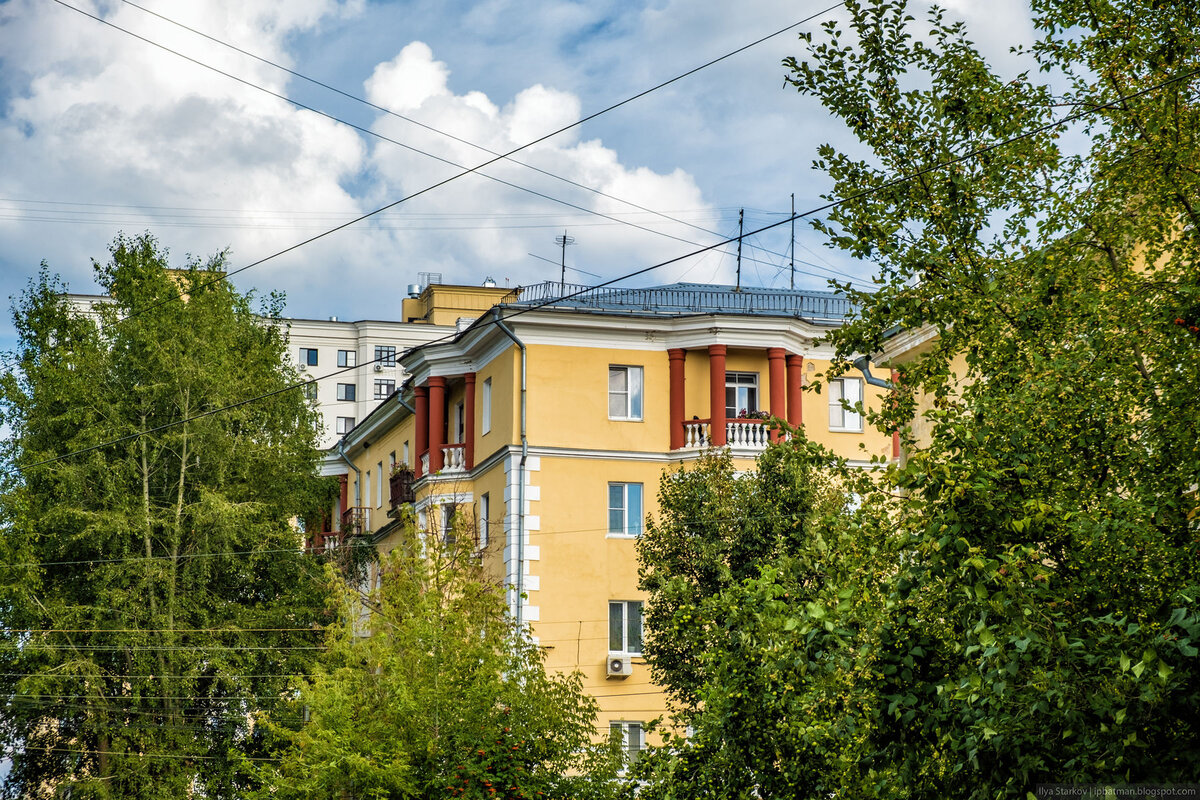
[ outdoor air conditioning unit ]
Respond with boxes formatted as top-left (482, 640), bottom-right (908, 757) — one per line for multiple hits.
top-left (298, 363), bottom-right (307, 372)
top-left (606, 653), bottom-right (634, 678)
top-left (374, 363), bottom-right (384, 372)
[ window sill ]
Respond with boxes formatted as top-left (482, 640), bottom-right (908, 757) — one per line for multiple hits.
top-left (606, 533), bottom-right (641, 540)
top-left (607, 417), bottom-right (644, 423)
top-left (828, 427), bottom-right (864, 434)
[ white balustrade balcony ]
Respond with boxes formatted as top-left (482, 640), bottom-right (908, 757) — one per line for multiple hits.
top-left (420, 452), bottom-right (430, 475)
top-left (726, 419), bottom-right (770, 448)
top-left (678, 417), bottom-right (772, 451)
top-left (442, 444), bottom-right (467, 473)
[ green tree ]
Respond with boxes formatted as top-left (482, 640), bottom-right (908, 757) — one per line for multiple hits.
top-left (260, 519), bottom-right (621, 800)
top-left (633, 1), bottom-right (1200, 796)
top-left (0, 234), bottom-right (333, 798)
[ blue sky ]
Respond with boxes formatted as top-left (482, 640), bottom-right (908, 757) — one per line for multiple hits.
top-left (0, 0), bottom-right (1036, 354)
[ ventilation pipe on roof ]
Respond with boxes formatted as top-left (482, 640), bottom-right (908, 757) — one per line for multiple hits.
top-left (492, 308), bottom-right (527, 628)
top-left (852, 355), bottom-right (894, 389)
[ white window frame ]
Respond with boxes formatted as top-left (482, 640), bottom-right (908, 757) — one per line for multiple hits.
top-left (299, 347), bottom-right (318, 366)
top-left (440, 503), bottom-right (458, 545)
top-left (376, 461), bottom-right (384, 508)
top-left (609, 600), bottom-right (643, 655)
top-left (481, 377), bottom-right (492, 435)
top-left (725, 371), bottom-right (760, 418)
top-left (336, 383), bottom-right (356, 402)
top-left (828, 377), bottom-right (863, 432)
top-left (479, 492), bottom-right (489, 549)
top-left (607, 482), bottom-right (643, 538)
top-left (374, 378), bottom-right (395, 399)
top-left (337, 349), bottom-right (356, 368)
top-left (453, 401), bottom-right (465, 444)
top-left (608, 365), bottom-right (643, 421)
top-left (402, 440), bottom-right (410, 466)
top-left (610, 721), bottom-right (645, 768)
top-left (303, 381), bottom-right (318, 401)
top-left (335, 416), bottom-right (355, 435)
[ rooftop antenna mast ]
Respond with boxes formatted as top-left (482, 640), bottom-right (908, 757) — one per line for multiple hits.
top-left (790, 193), bottom-right (795, 290)
top-left (735, 208), bottom-right (744, 291)
top-left (555, 231), bottom-right (575, 295)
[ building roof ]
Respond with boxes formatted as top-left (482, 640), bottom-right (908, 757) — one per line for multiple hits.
top-left (498, 281), bottom-right (854, 323)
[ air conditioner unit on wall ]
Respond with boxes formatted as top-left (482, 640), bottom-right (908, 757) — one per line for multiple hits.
top-left (374, 363), bottom-right (383, 372)
top-left (298, 363), bottom-right (307, 371)
top-left (606, 654), bottom-right (634, 678)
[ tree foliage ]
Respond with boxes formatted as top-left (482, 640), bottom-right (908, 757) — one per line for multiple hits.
top-left (633, 1), bottom-right (1200, 797)
top-left (260, 518), bottom-right (622, 800)
top-left (0, 234), bottom-right (333, 798)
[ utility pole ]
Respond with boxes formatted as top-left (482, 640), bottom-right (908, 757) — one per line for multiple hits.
top-left (555, 231), bottom-right (575, 295)
top-left (735, 208), bottom-right (744, 291)
top-left (790, 193), bottom-right (795, 290)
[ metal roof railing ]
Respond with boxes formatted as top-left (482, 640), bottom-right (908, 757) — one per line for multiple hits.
top-left (500, 281), bottom-right (854, 321)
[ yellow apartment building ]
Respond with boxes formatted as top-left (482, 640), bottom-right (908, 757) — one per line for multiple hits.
top-left (318, 280), bottom-right (893, 754)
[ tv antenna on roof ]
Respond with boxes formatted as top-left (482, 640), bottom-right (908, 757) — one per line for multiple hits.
top-left (555, 231), bottom-right (575, 294)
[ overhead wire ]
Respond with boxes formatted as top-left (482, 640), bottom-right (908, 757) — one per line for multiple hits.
top-left (114, 0), bottom-right (858, 285)
top-left (17, 60), bottom-right (1200, 472)
top-left (45, 0), bottom-right (858, 331)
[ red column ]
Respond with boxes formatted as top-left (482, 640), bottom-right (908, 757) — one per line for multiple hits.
top-left (767, 347), bottom-right (786, 442)
top-left (428, 376), bottom-right (446, 473)
top-left (668, 348), bottom-right (686, 450)
top-left (786, 354), bottom-right (804, 427)
top-left (708, 344), bottom-right (727, 446)
top-left (464, 372), bottom-right (476, 470)
top-left (414, 385), bottom-right (428, 478)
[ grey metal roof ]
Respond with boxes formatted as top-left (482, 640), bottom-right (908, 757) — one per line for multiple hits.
top-left (499, 281), bottom-right (855, 322)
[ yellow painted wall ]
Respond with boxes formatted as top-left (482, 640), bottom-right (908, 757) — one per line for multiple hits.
top-left (527, 455), bottom-right (674, 738)
top-left (475, 346), bottom-right (518, 463)
top-left (802, 358), bottom-right (893, 463)
top-left (524, 344), bottom-right (670, 452)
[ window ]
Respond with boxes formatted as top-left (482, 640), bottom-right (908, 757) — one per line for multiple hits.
top-left (482, 377), bottom-right (492, 435)
top-left (479, 493), bottom-right (490, 549)
top-left (402, 440), bottom-right (410, 466)
top-left (610, 722), bottom-right (644, 767)
top-left (336, 416), bottom-right (355, 435)
top-left (828, 377), bottom-right (863, 432)
top-left (303, 381), bottom-right (318, 401)
top-left (608, 366), bottom-right (643, 420)
top-left (337, 383), bottom-right (357, 402)
top-left (609, 601), bottom-right (643, 654)
top-left (337, 349), bottom-right (356, 368)
top-left (725, 372), bottom-right (760, 418)
top-left (364, 470), bottom-right (371, 513)
top-left (608, 483), bottom-right (643, 537)
top-left (453, 401), bottom-right (465, 444)
top-left (376, 461), bottom-right (383, 508)
top-left (375, 345), bottom-right (397, 367)
top-left (374, 378), bottom-right (395, 399)
top-left (299, 347), bottom-right (318, 366)
top-left (440, 503), bottom-right (458, 544)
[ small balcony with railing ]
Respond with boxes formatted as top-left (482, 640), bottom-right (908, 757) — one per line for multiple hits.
top-left (680, 414), bottom-right (773, 452)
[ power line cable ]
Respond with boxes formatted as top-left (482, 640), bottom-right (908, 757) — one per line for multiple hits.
top-left (115, 0), bottom-right (857, 284)
top-left (46, 0), bottom-right (857, 327)
top-left (18, 61), bottom-right (1198, 472)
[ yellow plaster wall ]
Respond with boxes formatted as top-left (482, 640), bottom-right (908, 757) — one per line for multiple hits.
top-left (474, 347), bottom-right (518, 464)
top-left (527, 456), bottom-right (674, 734)
top-left (800, 358), bottom-right (893, 463)
top-left (524, 344), bottom-right (670, 452)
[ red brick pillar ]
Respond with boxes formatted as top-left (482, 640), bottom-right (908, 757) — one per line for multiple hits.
top-left (708, 344), bottom-right (727, 446)
top-left (464, 372), bottom-right (476, 470)
top-left (668, 348), bottom-right (686, 450)
top-left (786, 354), bottom-right (804, 427)
top-left (414, 385), bottom-right (428, 478)
top-left (767, 347), bottom-right (786, 442)
top-left (428, 376), bottom-right (446, 473)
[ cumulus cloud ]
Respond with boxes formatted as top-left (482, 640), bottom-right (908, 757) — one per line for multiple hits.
top-left (360, 42), bottom-right (719, 289)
